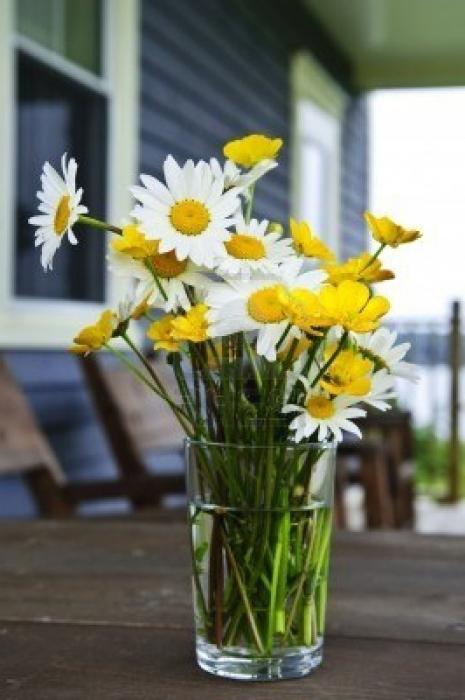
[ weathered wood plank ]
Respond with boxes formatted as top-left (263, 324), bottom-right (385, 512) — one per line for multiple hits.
top-left (1, 621), bottom-right (463, 700)
top-left (0, 524), bottom-right (464, 647)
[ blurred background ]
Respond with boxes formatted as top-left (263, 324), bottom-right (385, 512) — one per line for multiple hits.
top-left (0, 0), bottom-right (464, 530)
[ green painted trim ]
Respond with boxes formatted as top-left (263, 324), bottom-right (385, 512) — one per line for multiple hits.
top-left (356, 58), bottom-right (465, 89)
top-left (290, 51), bottom-right (348, 257)
top-left (292, 51), bottom-right (348, 118)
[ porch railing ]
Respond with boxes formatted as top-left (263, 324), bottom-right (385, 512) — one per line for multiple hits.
top-left (389, 300), bottom-right (463, 502)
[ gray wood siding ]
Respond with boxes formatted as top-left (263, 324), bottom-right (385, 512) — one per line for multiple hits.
top-left (1, 0), bottom-right (367, 517)
top-left (140, 0), bottom-right (356, 224)
top-left (340, 96), bottom-right (369, 259)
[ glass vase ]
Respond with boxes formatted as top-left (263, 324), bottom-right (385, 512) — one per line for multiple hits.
top-left (186, 439), bottom-right (336, 681)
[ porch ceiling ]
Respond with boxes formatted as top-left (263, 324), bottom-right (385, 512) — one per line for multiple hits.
top-left (306, 0), bottom-right (465, 89)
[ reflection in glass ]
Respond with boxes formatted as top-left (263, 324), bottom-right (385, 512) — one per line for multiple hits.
top-left (17, 0), bottom-right (102, 75)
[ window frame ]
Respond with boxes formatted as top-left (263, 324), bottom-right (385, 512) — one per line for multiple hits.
top-left (0, 0), bottom-right (139, 348)
top-left (291, 51), bottom-right (348, 259)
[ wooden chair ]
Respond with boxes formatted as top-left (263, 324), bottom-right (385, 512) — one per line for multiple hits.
top-left (362, 410), bottom-right (415, 527)
top-left (77, 353), bottom-right (186, 508)
top-left (338, 440), bottom-right (395, 529)
top-left (337, 410), bottom-right (415, 529)
top-left (0, 357), bottom-right (185, 517)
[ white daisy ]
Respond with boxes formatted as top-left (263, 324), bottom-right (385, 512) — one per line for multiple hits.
top-left (283, 376), bottom-right (366, 443)
top-left (29, 153), bottom-right (88, 270)
top-left (210, 157), bottom-right (278, 193)
top-left (214, 212), bottom-right (293, 280)
top-left (362, 369), bottom-right (397, 411)
top-left (115, 286), bottom-right (152, 324)
top-left (108, 245), bottom-right (210, 313)
top-left (207, 259), bottom-right (325, 362)
top-left (131, 156), bottom-right (242, 268)
top-left (356, 328), bottom-right (418, 382)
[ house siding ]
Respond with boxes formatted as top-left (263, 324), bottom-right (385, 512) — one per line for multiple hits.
top-left (139, 0), bottom-right (358, 224)
top-left (340, 95), bottom-right (369, 259)
top-left (1, 0), bottom-right (368, 517)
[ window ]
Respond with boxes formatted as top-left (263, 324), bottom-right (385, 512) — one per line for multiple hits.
top-left (295, 100), bottom-right (340, 250)
top-left (15, 0), bottom-right (107, 302)
top-left (0, 0), bottom-right (139, 347)
top-left (17, 0), bottom-right (102, 74)
top-left (291, 51), bottom-right (347, 257)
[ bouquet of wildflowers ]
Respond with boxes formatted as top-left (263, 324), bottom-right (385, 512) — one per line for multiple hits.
top-left (30, 135), bottom-right (420, 675)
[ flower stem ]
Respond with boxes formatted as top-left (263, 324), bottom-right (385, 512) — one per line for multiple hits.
top-left (361, 242), bottom-right (386, 271)
top-left (244, 335), bottom-right (262, 391)
top-left (244, 184), bottom-right (256, 224)
top-left (78, 215), bottom-right (122, 235)
top-left (111, 339), bottom-right (192, 435)
top-left (220, 526), bottom-right (265, 654)
top-left (144, 259), bottom-right (169, 302)
top-left (311, 331), bottom-right (348, 388)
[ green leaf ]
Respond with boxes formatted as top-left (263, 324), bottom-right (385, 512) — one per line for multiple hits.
top-left (195, 541), bottom-right (208, 564)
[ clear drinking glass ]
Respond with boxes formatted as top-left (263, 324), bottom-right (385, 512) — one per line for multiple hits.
top-left (186, 439), bottom-right (336, 681)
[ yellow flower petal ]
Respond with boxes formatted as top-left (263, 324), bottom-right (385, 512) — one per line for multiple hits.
top-left (71, 310), bottom-right (117, 354)
top-left (112, 224), bottom-right (158, 259)
top-left (337, 280), bottom-right (370, 315)
top-left (317, 281), bottom-right (389, 332)
top-left (320, 348), bottom-right (372, 396)
top-left (290, 218), bottom-right (335, 260)
top-left (170, 304), bottom-right (210, 343)
top-left (147, 315), bottom-right (180, 353)
top-left (364, 211), bottom-right (421, 248)
top-left (325, 251), bottom-right (394, 285)
top-left (223, 134), bottom-right (283, 168)
top-left (280, 287), bottom-right (331, 332)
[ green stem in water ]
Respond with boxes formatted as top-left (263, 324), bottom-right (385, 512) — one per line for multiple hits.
top-left (274, 509), bottom-right (290, 635)
top-left (78, 215), bottom-right (122, 235)
top-left (220, 527), bottom-right (265, 654)
top-left (266, 531), bottom-right (283, 652)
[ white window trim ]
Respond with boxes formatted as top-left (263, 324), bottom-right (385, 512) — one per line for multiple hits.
top-left (0, 0), bottom-right (139, 348)
top-left (291, 51), bottom-right (348, 259)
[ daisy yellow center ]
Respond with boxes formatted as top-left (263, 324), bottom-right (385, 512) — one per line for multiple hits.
top-left (225, 234), bottom-right (266, 260)
top-left (306, 396), bottom-right (335, 420)
top-left (54, 195), bottom-right (71, 236)
top-left (149, 250), bottom-right (188, 278)
top-left (247, 285), bottom-right (286, 324)
top-left (169, 199), bottom-right (210, 236)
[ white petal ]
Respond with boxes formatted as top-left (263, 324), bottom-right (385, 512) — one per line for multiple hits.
top-left (140, 173), bottom-right (174, 206)
top-left (164, 155), bottom-right (186, 200)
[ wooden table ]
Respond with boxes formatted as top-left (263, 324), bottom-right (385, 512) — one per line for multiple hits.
top-left (1, 521), bottom-right (464, 699)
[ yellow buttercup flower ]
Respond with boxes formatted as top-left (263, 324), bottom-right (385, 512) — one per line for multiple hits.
top-left (279, 288), bottom-right (329, 334)
top-left (290, 219), bottom-right (334, 261)
top-left (170, 304), bottom-right (210, 343)
top-left (147, 315), bottom-right (180, 353)
top-left (320, 347), bottom-right (373, 396)
top-left (223, 134), bottom-right (283, 168)
top-left (70, 310), bottom-right (117, 355)
top-left (324, 252), bottom-right (394, 286)
top-left (111, 224), bottom-right (158, 259)
top-left (318, 280), bottom-right (390, 333)
top-left (364, 212), bottom-right (421, 248)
